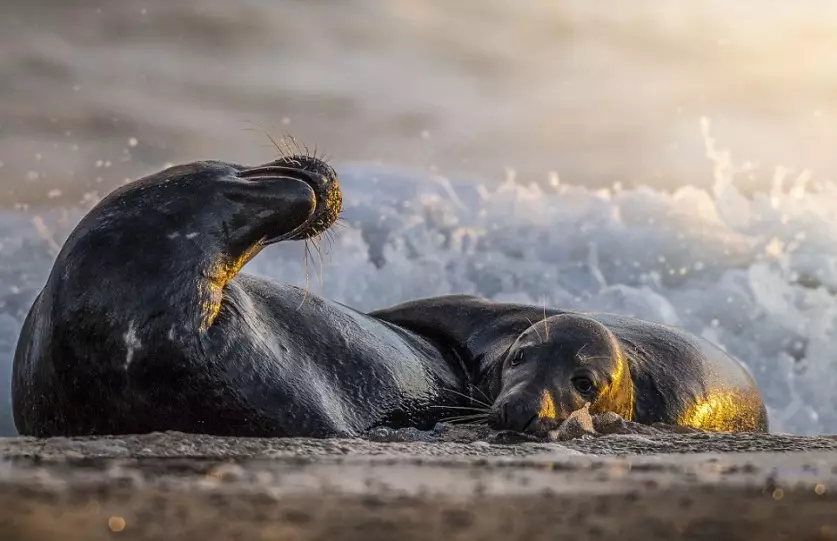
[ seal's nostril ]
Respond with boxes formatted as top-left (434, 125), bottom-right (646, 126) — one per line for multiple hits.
top-left (497, 401), bottom-right (536, 432)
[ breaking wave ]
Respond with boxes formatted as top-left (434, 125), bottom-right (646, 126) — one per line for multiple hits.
top-left (1, 139), bottom-right (835, 436)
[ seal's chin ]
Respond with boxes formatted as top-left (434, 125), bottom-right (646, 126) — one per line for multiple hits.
top-left (524, 417), bottom-right (563, 436)
top-left (238, 155), bottom-right (342, 245)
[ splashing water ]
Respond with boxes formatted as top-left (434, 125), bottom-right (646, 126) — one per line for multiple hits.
top-left (2, 141), bottom-right (836, 436)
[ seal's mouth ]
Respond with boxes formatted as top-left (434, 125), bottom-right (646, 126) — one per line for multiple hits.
top-left (526, 417), bottom-right (564, 436)
top-left (237, 155), bottom-right (342, 244)
top-left (489, 404), bottom-right (564, 436)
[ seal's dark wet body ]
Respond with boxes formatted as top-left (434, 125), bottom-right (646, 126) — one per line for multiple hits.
top-left (374, 296), bottom-right (769, 433)
top-left (12, 158), bottom-right (470, 438)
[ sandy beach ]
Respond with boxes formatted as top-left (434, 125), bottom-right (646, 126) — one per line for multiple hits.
top-left (2, 430), bottom-right (837, 540)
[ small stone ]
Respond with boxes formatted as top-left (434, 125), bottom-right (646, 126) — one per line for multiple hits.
top-left (549, 403), bottom-right (596, 441)
top-left (593, 412), bottom-right (633, 434)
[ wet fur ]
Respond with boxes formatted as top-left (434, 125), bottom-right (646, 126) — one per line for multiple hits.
top-left (374, 296), bottom-right (769, 433)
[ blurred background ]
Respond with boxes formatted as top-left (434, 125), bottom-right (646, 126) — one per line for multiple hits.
top-left (4, 0), bottom-right (837, 206)
top-left (2, 0), bottom-right (837, 436)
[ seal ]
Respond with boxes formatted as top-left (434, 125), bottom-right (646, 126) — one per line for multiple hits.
top-left (12, 155), bottom-right (768, 438)
top-left (372, 297), bottom-right (770, 434)
top-left (12, 155), bottom-right (471, 438)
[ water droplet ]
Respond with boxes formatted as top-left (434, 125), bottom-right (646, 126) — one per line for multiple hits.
top-left (108, 516), bottom-right (126, 532)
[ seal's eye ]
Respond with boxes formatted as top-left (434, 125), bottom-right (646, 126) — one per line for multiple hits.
top-left (572, 376), bottom-right (595, 395)
top-left (510, 350), bottom-right (525, 367)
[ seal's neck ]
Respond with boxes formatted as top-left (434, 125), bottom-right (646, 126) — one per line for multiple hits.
top-left (50, 221), bottom-right (256, 344)
top-left (199, 242), bottom-right (264, 330)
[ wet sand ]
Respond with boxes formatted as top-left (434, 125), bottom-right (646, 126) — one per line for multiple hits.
top-left (1, 430), bottom-right (837, 540)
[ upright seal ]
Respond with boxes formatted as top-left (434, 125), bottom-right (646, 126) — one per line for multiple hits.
top-left (12, 156), bottom-right (471, 437)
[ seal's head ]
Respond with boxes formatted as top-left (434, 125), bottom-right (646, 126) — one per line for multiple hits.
top-left (71, 153), bottom-right (341, 257)
top-left (209, 153), bottom-right (342, 249)
top-left (489, 314), bottom-right (634, 435)
top-left (52, 153), bottom-right (342, 333)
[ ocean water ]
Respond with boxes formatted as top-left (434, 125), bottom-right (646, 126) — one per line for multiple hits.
top-left (1, 122), bottom-right (835, 437)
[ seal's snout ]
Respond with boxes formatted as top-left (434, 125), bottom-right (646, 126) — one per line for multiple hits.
top-left (493, 399), bottom-right (538, 433)
top-left (491, 391), bottom-right (567, 434)
top-left (237, 154), bottom-right (342, 242)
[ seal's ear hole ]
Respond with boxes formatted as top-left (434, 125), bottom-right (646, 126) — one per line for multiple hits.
top-left (571, 376), bottom-right (595, 396)
top-left (509, 349), bottom-right (525, 367)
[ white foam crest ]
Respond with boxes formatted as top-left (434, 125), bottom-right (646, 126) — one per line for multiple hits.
top-left (1, 157), bottom-right (837, 435)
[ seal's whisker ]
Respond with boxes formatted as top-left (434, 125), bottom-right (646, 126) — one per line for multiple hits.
top-left (323, 229), bottom-right (337, 252)
top-left (524, 316), bottom-right (543, 343)
top-left (280, 132), bottom-right (299, 156)
top-left (269, 131), bottom-right (306, 164)
top-left (439, 411), bottom-right (490, 421)
top-left (296, 241), bottom-right (312, 311)
top-left (469, 384), bottom-right (493, 405)
top-left (309, 236), bottom-right (325, 287)
top-left (440, 414), bottom-right (490, 424)
top-left (441, 388), bottom-right (492, 409)
top-left (239, 121), bottom-right (282, 146)
top-left (428, 405), bottom-right (492, 413)
top-left (264, 131), bottom-right (301, 166)
top-left (316, 231), bottom-right (332, 256)
top-left (263, 131), bottom-right (283, 154)
top-left (319, 230), bottom-right (336, 256)
top-left (579, 355), bottom-right (613, 363)
top-left (305, 240), bottom-right (321, 288)
top-left (542, 300), bottom-right (549, 341)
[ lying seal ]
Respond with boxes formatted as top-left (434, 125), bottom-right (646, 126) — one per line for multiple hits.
top-left (373, 297), bottom-right (769, 434)
top-left (12, 156), bottom-right (768, 438)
